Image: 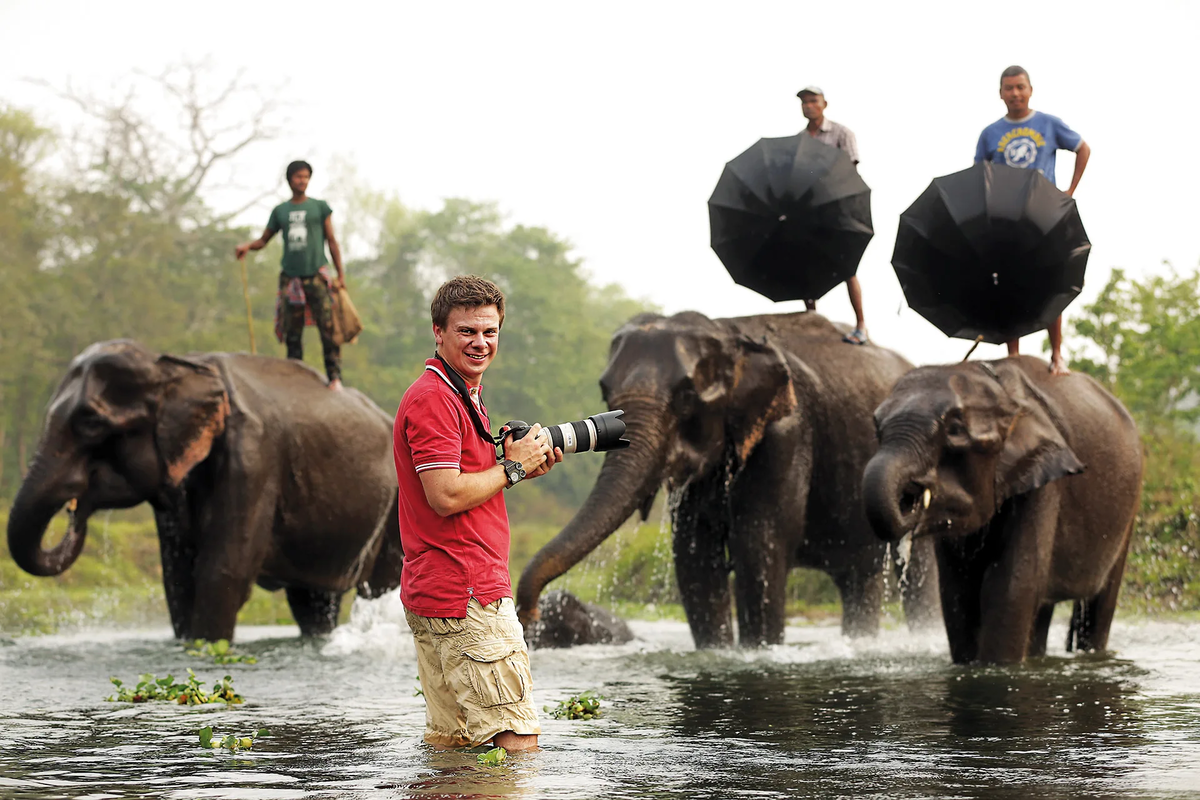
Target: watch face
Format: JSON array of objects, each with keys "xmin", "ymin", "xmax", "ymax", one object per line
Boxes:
[{"xmin": 508, "ymin": 470, "xmax": 521, "ymax": 484}]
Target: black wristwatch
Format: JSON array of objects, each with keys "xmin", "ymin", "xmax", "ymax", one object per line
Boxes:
[{"xmin": 503, "ymin": 459, "xmax": 526, "ymax": 488}]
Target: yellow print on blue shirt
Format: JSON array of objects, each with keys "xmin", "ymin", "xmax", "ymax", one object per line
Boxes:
[{"xmin": 995, "ymin": 127, "xmax": 1048, "ymax": 170}]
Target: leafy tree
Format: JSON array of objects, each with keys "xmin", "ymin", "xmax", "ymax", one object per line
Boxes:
[{"xmin": 1068, "ymin": 265, "xmax": 1200, "ymax": 609}]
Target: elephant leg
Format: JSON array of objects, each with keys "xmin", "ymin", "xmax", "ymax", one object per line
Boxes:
[
  {"xmin": 287, "ymin": 587, "xmax": 344, "ymax": 636},
  {"xmin": 186, "ymin": 478, "xmax": 273, "ymax": 643},
  {"xmin": 832, "ymin": 568, "xmax": 883, "ymax": 638},
  {"xmin": 154, "ymin": 488, "xmax": 196, "ymax": 640},
  {"xmin": 935, "ymin": 540, "xmax": 984, "ymax": 664},
  {"xmin": 672, "ymin": 492, "xmax": 732, "ymax": 649},
  {"xmin": 1028, "ymin": 603, "xmax": 1056, "ymax": 657},
  {"xmin": 1068, "ymin": 541, "xmax": 1129, "ymax": 653},
  {"xmin": 728, "ymin": 514, "xmax": 792, "ymax": 647},
  {"xmin": 976, "ymin": 490, "xmax": 1057, "ymax": 665}
]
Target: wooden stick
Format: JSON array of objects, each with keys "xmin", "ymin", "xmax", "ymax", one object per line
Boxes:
[
  {"xmin": 961, "ymin": 335, "xmax": 984, "ymax": 362},
  {"xmin": 237, "ymin": 256, "xmax": 257, "ymax": 354}
]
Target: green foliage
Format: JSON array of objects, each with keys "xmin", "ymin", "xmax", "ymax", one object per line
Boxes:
[
  {"xmin": 545, "ymin": 691, "xmax": 603, "ymax": 720},
  {"xmin": 106, "ymin": 669, "xmax": 243, "ymax": 705},
  {"xmin": 1069, "ymin": 265, "xmax": 1200, "ymax": 610},
  {"xmin": 477, "ymin": 747, "xmax": 507, "ymax": 765},
  {"xmin": 199, "ymin": 725, "xmax": 269, "ymax": 752},
  {"xmin": 185, "ymin": 639, "xmax": 258, "ymax": 664}
]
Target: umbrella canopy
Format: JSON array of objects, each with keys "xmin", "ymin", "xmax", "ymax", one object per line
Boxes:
[
  {"xmin": 708, "ymin": 135, "xmax": 873, "ymax": 302},
  {"xmin": 892, "ymin": 161, "xmax": 1091, "ymax": 343}
]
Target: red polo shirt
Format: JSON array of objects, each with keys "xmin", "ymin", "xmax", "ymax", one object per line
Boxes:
[{"xmin": 393, "ymin": 359, "xmax": 510, "ymax": 618}]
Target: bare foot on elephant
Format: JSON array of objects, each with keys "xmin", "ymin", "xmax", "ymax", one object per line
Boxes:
[
  {"xmin": 1049, "ymin": 354, "xmax": 1070, "ymax": 376},
  {"xmin": 329, "ymin": 378, "xmax": 344, "ymax": 392}
]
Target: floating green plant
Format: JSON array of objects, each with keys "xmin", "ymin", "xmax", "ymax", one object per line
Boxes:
[
  {"xmin": 106, "ymin": 669, "xmax": 243, "ymax": 705},
  {"xmin": 477, "ymin": 746, "xmax": 507, "ymax": 765},
  {"xmin": 185, "ymin": 639, "xmax": 258, "ymax": 665},
  {"xmin": 545, "ymin": 690, "xmax": 603, "ymax": 720},
  {"xmin": 199, "ymin": 725, "xmax": 270, "ymax": 752}
]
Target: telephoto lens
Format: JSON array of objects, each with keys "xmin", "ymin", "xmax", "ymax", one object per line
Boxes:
[{"xmin": 501, "ymin": 410, "xmax": 630, "ymax": 456}]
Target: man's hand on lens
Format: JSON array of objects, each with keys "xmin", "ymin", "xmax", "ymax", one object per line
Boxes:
[
  {"xmin": 504, "ymin": 423, "xmax": 551, "ymax": 474},
  {"xmin": 526, "ymin": 444, "xmax": 562, "ymax": 479}
]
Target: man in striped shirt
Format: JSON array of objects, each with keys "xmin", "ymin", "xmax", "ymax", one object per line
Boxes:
[{"xmin": 797, "ymin": 86, "xmax": 868, "ymax": 346}]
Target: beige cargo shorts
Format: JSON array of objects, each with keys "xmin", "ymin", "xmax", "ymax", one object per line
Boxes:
[{"xmin": 405, "ymin": 597, "xmax": 541, "ymax": 748}]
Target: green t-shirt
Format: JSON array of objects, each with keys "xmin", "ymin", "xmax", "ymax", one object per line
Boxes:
[{"xmin": 266, "ymin": 197, "xmax": 332, "ymax": 277}]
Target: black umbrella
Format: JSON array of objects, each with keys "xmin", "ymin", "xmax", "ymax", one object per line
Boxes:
[
  {"xmin": 708, "ymin": 134, "xmax": 873, "ymax": 302},
  {"xmin": 892, "ymin": 161, "xmax": 1091, "ymax": 343}
]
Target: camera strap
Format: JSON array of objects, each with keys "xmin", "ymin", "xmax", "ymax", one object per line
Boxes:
[{"xmin": 427, "ymin": 354, "xmax": 501, "ymax": 456}]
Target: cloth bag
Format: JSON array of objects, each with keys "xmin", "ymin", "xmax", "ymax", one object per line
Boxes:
[{"xmin": 332, "ymin": 285, "xmax": 364, "ymax": 346}]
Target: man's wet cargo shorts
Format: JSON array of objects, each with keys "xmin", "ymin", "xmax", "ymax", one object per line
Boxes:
[{"xmin": 405, "ymin": 597, "xmax": 541, "ymax": 748}]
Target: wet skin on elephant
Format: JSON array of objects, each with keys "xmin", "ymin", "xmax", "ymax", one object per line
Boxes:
[
  {"xmin": 517, "ymin": 311, "xmax": 941, "ymax": 648},
  {"xmin": 6, "ymin": 340, "xmax": 404, "ymax": 641},
  {"xmin": 862, "ymin": 356, "xmax": 1142, "ymax": 665},
  {"xmin": 525, "ymin": 590, "xmax": 634, "ymax": 649}
]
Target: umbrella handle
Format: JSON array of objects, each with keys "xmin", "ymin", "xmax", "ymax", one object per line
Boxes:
[
  {"xmin": 961, "ymin": 335, "xmax": 985, "ymax": 362},
  {"xmin": 237, "ymin": 255, "xmax": 257, "ymax": 355}
]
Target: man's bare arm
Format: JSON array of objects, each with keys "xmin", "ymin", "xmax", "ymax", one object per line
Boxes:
[
  {"xmin": 1065, "ymin": 141, "xmax": 1090, "ymax": 197},
  {"xmin": 418, "ymin": 425, "xmax": 556, "ymax": 517},
  {"xmin": 235, "ymin": 226, "xmax": 276, "ymax": 259},
  {"xmin": 420, "ymin": 465, "xmax": 510, "ymax": 517},
  {"xmin": 324, "ymin": 216, "xmax": 345, "ymax": 288}
]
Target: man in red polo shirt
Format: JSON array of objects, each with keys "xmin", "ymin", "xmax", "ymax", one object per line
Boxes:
[{"xmin": 394, "ymin": 275, "xmax": 560, "ymax": 752}]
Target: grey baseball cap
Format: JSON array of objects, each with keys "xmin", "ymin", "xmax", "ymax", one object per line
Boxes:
[{"xmin": 796, "ymin": 85, "xmax": 825, "ymax": 97}]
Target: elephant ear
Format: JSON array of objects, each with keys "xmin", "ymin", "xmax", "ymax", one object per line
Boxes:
[
  {"xmin": 155, "ymin": 355, "xmax": 230, "ymax": 486},
  {"xmin": 989, "ymin": 363, "xmax": 1085, "ymax": 505},
  {"xmin": 726, "ymin": 334, "xmax": 798, "ymax": 463}
]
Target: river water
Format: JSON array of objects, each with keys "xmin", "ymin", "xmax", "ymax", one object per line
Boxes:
[{"xmin": 2, "ymin": 595, "xmax": 1199, "ymax": 799}]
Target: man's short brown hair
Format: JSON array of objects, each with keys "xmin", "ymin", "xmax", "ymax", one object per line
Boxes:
[
  {"xmin": 431, "ymin": 275, "xmax": 506, "ymax": 329},
  {"xmin": 1000, "ymin": 65, "xmax": 1030, "ymax": 86}
]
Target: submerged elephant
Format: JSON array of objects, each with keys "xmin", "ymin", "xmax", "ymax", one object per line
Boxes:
[
  {"xmin": 526, "ymin": 590, "xmax": 634, "ymax": 649},
  {"xmin": 862, "ymin": 356, "xmax": 1142, "ymax": 664},
  {"xmin": 517, "ymin": 311, "xmax": 940, "ymax": 648},
  {"xmin": 7, "ymin": 340, "xmax": 403, "ymax": 641}
]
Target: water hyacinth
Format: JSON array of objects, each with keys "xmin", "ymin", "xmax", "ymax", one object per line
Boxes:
[
  {"xmin": 545, "ymin": 690, "xmax": 603, "ymax": 720},
  {"xmin": 106, "ymin": 669, "xmax": 243, "ymax": 705},
  {"xmin": 199, "ymin": 725, "xmax": 270, "ymax": 752}
]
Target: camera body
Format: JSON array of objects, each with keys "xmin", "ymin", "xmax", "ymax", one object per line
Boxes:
[{"xmin": 500, "ymin": 410, "xmax": 630, "ymax": 457}]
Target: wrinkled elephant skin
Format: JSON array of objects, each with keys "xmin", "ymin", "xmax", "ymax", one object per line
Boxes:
[
  {"xmin": 862, "ymin": 356, "xmax": 1142, "ymax": 665},
  {"xmin": 518, "ymin": 311, "xmax": 941, "ymax": 648},
  {"xmin": 6, "ymin": 340, "xmax": 403, "ymax": 641}
]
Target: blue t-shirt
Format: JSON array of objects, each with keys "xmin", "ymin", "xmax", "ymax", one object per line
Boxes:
[{"xmin": 973, "ymin": 111, "xmax": 1083, "ymax": 187}]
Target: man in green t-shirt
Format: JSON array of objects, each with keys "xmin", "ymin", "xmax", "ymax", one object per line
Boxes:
[{"xmin": 236, "ymin": 160, "xmax": 347, "ymax": 390}]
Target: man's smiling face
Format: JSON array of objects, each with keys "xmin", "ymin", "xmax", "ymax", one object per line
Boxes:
[{"xmin": 434, "ymin": 304, "xmax": 501, "ymax": 386}]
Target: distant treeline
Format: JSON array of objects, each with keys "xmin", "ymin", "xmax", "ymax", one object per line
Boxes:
[{"xmin": 0, "ymin": 101, "xmax": 652, "ymax": 512}]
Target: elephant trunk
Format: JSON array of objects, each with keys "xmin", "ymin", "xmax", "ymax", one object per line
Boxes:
[
  {"xmin": 6, "ymin": 450, "xmax": 91, "ymax": 577},
  {"xmin": 862, "ymin": 445, "xmax": 929, "ymax": 543},
  {"xmin": 516, "ymin": 396, "xmax": 672, "ymax": 624}
]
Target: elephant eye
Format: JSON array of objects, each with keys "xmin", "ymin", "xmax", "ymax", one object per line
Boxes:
[{"xmin": 73, "ymin": 409, "xmax": 111, "ymax": 440}]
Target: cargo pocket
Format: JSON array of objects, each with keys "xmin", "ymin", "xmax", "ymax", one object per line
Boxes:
[{"xmin": 461, "ymin": 639, "xmax": 529, "ymax": 707}]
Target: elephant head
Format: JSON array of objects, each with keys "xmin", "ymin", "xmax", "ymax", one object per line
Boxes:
[
  {"xmin": 7, "ymin": 340, "xmax": 229, "ymax": 576},
  {"xmin": 862, "ymin": 360, "xmax": 1084, "ymax": 543},
  {"xmin": 516, "ymin": 311, "xmax": 798, "ymax": 623}
]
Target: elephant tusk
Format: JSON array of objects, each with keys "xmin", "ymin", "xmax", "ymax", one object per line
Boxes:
[
  {"xmin": 66, "ymin": 498, "xmax": 78, "ymax": 512},
  {"xmin": 922, "ymin": 488, "xmax": 932, "ymax": 510}
]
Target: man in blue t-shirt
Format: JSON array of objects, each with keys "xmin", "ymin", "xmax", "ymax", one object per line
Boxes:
[{"xmin": 975, "ymin": 65, "xmax": 1091, "ymax": 375}]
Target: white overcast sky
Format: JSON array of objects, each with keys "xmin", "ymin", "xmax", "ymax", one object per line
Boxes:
[{"xmin": 2, "ymin": 0, "xmax": 1197, "ymax": 367}]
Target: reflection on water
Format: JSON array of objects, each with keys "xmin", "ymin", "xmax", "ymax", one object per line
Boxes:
[{"xmin": 1, "ymin": 605, "xmax": 1199, "ymax": 799}]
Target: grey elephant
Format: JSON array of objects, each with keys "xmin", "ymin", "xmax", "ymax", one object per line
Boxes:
[
  {"xmin": 517, "ymin": 311, "xmax": 940, "ymax": 648},
  {"xmin": 862, "ymin": 356, "xmax": 1142, "ymax": 664},
  {"xmin": 526, "ymin": 590, "xmax": 634, "ymax": 649},
  {"xmin": 6, "ymin": 340, "xmax": 403, "ymax": 641}
]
